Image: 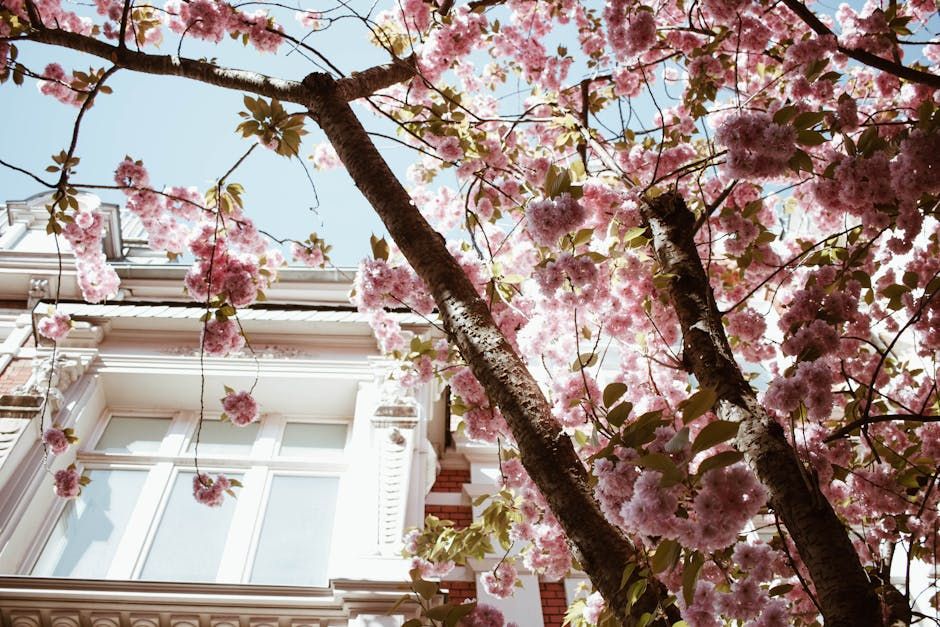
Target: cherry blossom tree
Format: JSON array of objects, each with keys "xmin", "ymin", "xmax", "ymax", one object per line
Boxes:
[{"xmin": 2, "ymin": 0, "xmax": 939, "ymax": 625}]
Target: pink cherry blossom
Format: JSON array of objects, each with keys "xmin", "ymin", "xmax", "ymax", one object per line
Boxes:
[
  {"xmin": 459, "ymin": 603, "xmax": 506, "ymax": 627},
  {"xmin": 43, "ymin": 427, "xmax": 70, "ymax": 455},
  {"xmin": 37, "ymin": 311, "xmax": 72, "ymax": 341},
  {"xmin": 202, "ymin": 318, "xmax": 245, "ymax": 357},
  {"xmin": 715, "ymin": 111, "xmax": 796, "ymax": 180},
  {"xmin": 192, "ymin": 472, "xmax": 232, "ymax": 507},
  {"xmin": 53, "ymin": 467, "xmax": 81, "ymax": 498},
  {"xmin": 37, "ymin": 63, "xmax": 82, "ymax": 107},
  {"xmin": 525, "ymin": 193, "xmax": 587, "ymax": 247},
  {"xmin": 221, "ymin": 389, "xmax": 259, "ymax": 426},
  {"xmin": 583, "ymin": 591, "xmax": 606, "ymax": 624},
  {"xmin": 480, "ymin": 561, "xmax": 517, "ymax": 598}
]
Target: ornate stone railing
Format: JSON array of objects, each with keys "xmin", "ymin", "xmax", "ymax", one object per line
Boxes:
[{"xmin": 0, "ymin": 577, "xmax": 421, "ymax": 627}]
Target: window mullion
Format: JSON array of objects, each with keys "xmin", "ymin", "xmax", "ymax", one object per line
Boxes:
[
  {"xmin": 215, "ymin": 465, "xmax": 269, "ymax": 583},
  {"xmin": 105, "ymin": 461, "xmax": 173, "ymax": 579}
]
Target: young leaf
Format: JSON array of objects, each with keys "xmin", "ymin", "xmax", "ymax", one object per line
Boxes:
[
  {"xmin": 695, "ymin": 450, "xmax": 744, "ymax": 479},
  {"xmin": 680, "ymin": 387, "xmax": 717, "ymax": 424},
  {"xmin": 690, "ymin": 420, "xmax": 740, "ymax": 455},
  {"xmin": 651, "ymin": 538, "xmax": 680, "ymax": 573},
  {"xmin": 636, "ymin": 453, "xmax": 683, "ymax": 486},
  {"xmin": 603, "ymin": 382, "xmax": 628, "ymax": 408}
]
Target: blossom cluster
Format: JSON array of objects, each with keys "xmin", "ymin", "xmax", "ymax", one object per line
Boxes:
[
  {"xmin": 192, "ymin": 472, "xmax": 233, "ymax": 507},
  {"xmin": 221, "ymin": 389, "xmax": 259, "ymax": 426},
  {"xmin": 53, "ymin": 465, "xmax": 87, "ymax": 499},
  {"xmin": 37, "ymin": 310, "xmax": 72, "ymax": 341},
  {"xmin": 43, "ymin": 426, "xmax": 77, "ymax": 454},
  {"xmin": 525, "ymin": 193, "xmax": 588, "ymax": 247},
  {"xmin": 715, "ymin": 112, "xmax": 796, "ymax": 180},
  {"xmin": 164, "ymin": 0, "xmax": 282, "ymax": 52},
  {"xmin": 58, "ymin": 202, "xmax": 121, "ymax": 304}
]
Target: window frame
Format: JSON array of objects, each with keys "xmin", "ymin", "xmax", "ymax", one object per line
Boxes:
[{"xmin": 26, "ymin": 407, "xmax": 350, "ymax": 585}]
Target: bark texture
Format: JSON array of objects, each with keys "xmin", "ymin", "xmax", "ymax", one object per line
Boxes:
[
  {"xmin": 778, "ymin": 0, "xmax": 940, "ymax": 89},
  {"xmin": 25, "ymin": 27, "xmax": 414, "ymax": 106},
  {"xmin": 641, "ymin": 192, "xmax": 884, "ymax": 627},
  {"xmin": 304, "ymin": 71, "xmax": 678, "ymax": 626}
]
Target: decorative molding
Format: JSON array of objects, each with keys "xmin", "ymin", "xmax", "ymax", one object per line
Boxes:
[
  {"xmin": 11, "ymin": 351, "xmax": 92, "ymax": 416},
  {"xmin": 0, "ymin": 577, "xmax": 428, "ymax": 626},
  {"xmin": 89, "ymin": 614, "xmax": 121, "ymax": 627},
  {"xmin": 27, "ymin": 277, "xmax": 49, "ymax": 311},
  {"xmin": 128, "ymin": 615, "xmax": 160, "ymax": 627},
  {"xmin": 160, "ymin": 344, "xmax": 320, "ymax": 359},
  {"xmin": 8, "ymin": 611, "xmax": 42, "ymax": 627}
]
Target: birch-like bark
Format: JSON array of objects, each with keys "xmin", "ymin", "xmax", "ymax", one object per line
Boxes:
[
  {"xmin": 641, "ymin": 192, "xmax": 884, "ymax": 627},
  {"xmin": 303, "ymin": 71, "xmax": 678, "ymax": 626}
]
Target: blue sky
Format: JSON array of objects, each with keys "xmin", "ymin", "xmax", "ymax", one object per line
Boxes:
[{"xmin": 0, "ymin": 4, "xmax": 414, "ymax": 267}]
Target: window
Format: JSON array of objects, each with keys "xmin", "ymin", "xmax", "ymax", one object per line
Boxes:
[
  {"xmin": 31, "ymin": 412, "xmax": 348, "ymax": 586},
  {"xmin": 32, "ymin": 469, "xmax": 148, "ymax": 578}
]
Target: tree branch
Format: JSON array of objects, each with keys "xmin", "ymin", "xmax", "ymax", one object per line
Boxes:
[
  {"xmin": 641, "ymin": 192, "xmax": 884, "ymax": 627},
  {"xmin": 333, "ymin": 54, "xmax": 416, "ymax": 102},
  {"xmin": 779, "ymin": 0, "xmax": 940, "ymax": 89},
  {"xmin": 24, "ymin": 27, "xmax": 414, "ymax": 107},
  {"xmin": 304, "ymin": 70, "xmax": 679, "ymax": 626},
  {"xmin": 825, "ymin": 414, "xmax": 940, "ymax": 442}
]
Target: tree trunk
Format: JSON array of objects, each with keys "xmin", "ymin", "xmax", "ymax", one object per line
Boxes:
[
  {"xmin": 304, "ymin": 71, "xmax": 678, "ymax": 626},
  {"xmin": 640, "ymin": 192, "xmax": 883, "ymax": 627}
]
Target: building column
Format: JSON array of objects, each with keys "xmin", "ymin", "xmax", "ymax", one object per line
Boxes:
[{"xmin": 371, "ymin": 367, "xmax": 420, "ymax": 556}]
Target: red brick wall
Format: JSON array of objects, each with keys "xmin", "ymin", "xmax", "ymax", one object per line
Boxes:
[
  {"xmin": 0, "ymin": 359, "xmax": 33, "ymax": 394},
  {"xmin": 424, "ymin": 504, "xmax": 473, "ymax": 528},
  {"xmin": 431, "ymin": 467, "xmax": 471, "ymax": 492},
  {"xmin": 540, "ymin": 581, "xmax": 567, "ymax": 627},
  {"xmin": 442, "ymin": 580, "xmax": 476, "ymax": 605}
]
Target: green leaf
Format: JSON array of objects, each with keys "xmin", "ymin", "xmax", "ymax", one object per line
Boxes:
[
  {"xmin": 902, "ymin": 271, "xmax": 919, "ymax": 289},
  {"xmin": 682, "ymin": 552, "xmax": 704, "ymax": 604},
  {"xmin": 606, "ymin": 401, "xmax": 633, "ymax": 428},
  {"xmin": 544, "ymin": 166, "xmax": 572, "ymax": 198},
  {"xmin": 603, "ymin": 382, "xmax": 628, "ymax": 409},
  {"xmin": 426, "ymin": 605, "xmax": 457, "ymax": 620},
  {"xmin": 680, "ymin": 387, "xmax": 717, "ymax": 424},
  {"xmin": 690, "ymin": 420, "xmax": 740, "ymax": 454},
  {"xmin": 370, "ymin": 234, "xmax": 389, "ymax": 261},
  {"xmin": 796, "ymin": 129, "xmax": 827, "ymax": 146},
  {"xmin": 772, "ymin": 105, "xmax": 798, "ymax": 125},
  {"xmin": 619, "ymin": 562, "xmax": 637, "ymax": 590},
  {"xmin": 622, "ymin": 226, "xmax": 648, "ymax": 246},
  {"xmin": 402, "ymin": 620, "xmax": 422, "ymax": 627},
  {"xmin": 413, "ymin": 578, "xmax": 438, "ymax": 601},
  {"xmin": 793, "ymin": 110, "xmax": 827, "ymax": 129},
  {"xmin": 570, "ymin": 352, "xmax": 598, "ymax": 371},
  {"xmin": 788, "ymin": 149, "xmax": 814, "ymax": 173},
  {"xmin": 664, "ymin": 426, "xmax": 690, "ymax": 453},
  {"xmin": 636, "ymin": 453, "xmax": 683, "ymax": 486},
  {"xmin": 627, "ymin": 578, "xmax": 648, "ymax": 608},
  {"xmin": 651, "ymin": 538, "xmax": 680, "ymax": 573},
  {"xmin": 695, "ymin": 450, "xmax": 744, "ymax": 478},
  {"xmin": 769, "ymin": 583, "xmax": 794, "ymax": 597},
  {"xmin": 443, "ymin": 602, "xmax": 476, "ymax": 626}
]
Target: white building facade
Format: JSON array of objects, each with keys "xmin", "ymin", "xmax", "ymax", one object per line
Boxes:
[{"xmin": 0, "ymin": 193, "xmax": 578, "ymax": 627}]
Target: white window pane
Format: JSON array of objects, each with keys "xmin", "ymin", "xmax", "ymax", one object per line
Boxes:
[
  {"xmin": 32, "ymin": 469, "xmax": 147, "ymax": 578},
  {"xmin": 186, "ymin": 421, "xmax": 258, "ymax": 456},
  {"xmin": 250, "ymin": 475, "xmax": 339, "ymax": 586},
  {"xmin": 96, "ymin": 417, "xmax": 170, "ymax": 454},
  {"xmin": 139, "ymin": 471, "xmax": 241, "ymax": 582},
  {"xmin": 279, "ymin": 423, "xmax": 348, "ymax": 456}
]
